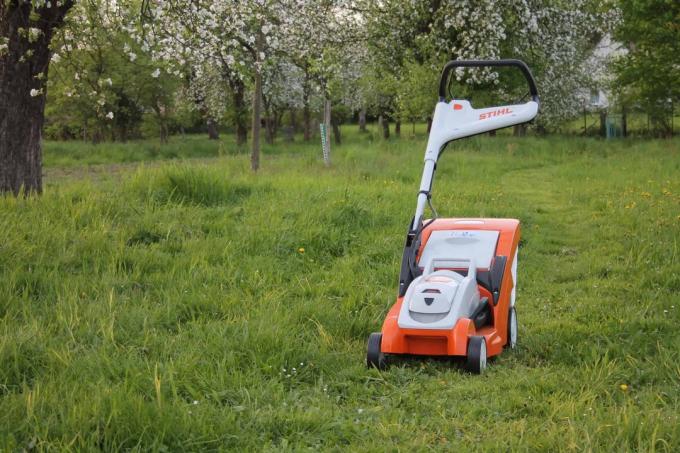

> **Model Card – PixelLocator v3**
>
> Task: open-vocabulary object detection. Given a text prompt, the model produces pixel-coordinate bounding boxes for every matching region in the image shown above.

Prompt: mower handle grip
[438,59,539,104]
[423,257,476,280]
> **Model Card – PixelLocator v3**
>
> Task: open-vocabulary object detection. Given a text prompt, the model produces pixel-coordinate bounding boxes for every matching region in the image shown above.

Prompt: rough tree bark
[358,108,366,132]
[0,1,73,195]
[395,120,401,137]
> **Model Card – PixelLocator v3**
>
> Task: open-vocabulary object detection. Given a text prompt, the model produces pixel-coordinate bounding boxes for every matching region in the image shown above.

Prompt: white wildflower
[106,111,114,120]
[151,68,161,78]
[29,88,41,97]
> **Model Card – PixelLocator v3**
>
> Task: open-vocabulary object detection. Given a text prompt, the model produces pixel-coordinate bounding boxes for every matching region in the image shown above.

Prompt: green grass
[2,129,679,451]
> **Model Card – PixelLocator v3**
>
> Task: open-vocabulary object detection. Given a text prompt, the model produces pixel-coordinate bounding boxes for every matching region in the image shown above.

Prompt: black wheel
[366,332,387,370]
[507,306,518,349]
[465,336,487,374]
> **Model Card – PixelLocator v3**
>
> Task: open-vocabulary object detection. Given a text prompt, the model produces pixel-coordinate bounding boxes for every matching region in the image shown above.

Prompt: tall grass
[1,131,679,450]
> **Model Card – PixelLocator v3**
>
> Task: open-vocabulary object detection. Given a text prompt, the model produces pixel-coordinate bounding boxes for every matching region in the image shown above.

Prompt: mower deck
[380,218,519,359]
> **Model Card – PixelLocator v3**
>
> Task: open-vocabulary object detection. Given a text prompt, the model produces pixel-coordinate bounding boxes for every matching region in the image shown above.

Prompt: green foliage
[395,60,439,126]
[45,1,182,142]
[613,0,680,134]
[1,130,679,449]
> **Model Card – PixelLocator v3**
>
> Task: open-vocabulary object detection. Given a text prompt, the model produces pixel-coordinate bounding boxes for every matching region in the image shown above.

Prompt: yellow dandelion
[620,384,629,391]
[298,247,305,254]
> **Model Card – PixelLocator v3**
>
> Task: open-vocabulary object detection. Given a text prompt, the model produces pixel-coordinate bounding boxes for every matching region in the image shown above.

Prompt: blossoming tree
[1,0,74,194]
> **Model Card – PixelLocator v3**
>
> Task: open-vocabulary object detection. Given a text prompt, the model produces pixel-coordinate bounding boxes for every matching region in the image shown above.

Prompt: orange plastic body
[381,218,520,358]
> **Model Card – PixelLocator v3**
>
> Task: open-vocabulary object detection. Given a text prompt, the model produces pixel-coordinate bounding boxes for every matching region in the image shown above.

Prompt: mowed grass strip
[1,132,679,451]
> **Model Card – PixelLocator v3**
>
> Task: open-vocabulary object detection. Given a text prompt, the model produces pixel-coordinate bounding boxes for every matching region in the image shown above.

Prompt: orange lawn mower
[366,59,540,374]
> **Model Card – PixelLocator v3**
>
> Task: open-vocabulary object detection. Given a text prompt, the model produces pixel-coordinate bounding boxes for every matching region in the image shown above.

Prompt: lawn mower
[367,59,539,373]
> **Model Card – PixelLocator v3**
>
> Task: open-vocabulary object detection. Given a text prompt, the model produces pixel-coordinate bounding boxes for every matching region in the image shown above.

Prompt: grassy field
[1,128,679,451]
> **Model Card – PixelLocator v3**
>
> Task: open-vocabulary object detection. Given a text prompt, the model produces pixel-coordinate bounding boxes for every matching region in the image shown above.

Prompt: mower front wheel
[366,332,387,370]
[466,336,487,374]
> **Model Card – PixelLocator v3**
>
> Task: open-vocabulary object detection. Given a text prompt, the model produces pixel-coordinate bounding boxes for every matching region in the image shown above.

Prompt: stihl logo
[479,108,512,120]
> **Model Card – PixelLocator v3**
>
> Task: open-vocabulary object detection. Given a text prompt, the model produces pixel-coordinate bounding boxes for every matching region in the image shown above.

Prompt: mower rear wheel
[507,306,518,349]
[466,336,487,374]
[366,332,387,370]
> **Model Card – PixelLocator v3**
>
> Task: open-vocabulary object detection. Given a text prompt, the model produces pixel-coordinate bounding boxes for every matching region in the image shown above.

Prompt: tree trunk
[0,1,73,195]
[160,119,169,145]
[359,108,367,132]
[264,113,274,145]
[332,115,341,146]
[513,124,527,137]
[206,119,219,140]
[250,30,263,171]
[302,67,312,141]
[599,110,607,138]
[229,77,247,145]
[395,120,401,137]
[380,115,390,139]
[154,103,169,144]
[412,121,416,137]
[303,101,312,142]
[426,116,432,133]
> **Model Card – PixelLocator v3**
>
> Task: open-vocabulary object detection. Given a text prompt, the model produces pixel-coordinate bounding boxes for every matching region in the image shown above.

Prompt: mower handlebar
[438,59,539,104]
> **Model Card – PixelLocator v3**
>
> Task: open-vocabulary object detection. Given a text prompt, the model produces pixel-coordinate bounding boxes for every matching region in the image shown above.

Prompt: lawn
[1,129,679,451]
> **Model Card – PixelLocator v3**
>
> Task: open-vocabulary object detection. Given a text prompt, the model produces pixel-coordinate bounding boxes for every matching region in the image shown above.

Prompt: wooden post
[323,98,331,166]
